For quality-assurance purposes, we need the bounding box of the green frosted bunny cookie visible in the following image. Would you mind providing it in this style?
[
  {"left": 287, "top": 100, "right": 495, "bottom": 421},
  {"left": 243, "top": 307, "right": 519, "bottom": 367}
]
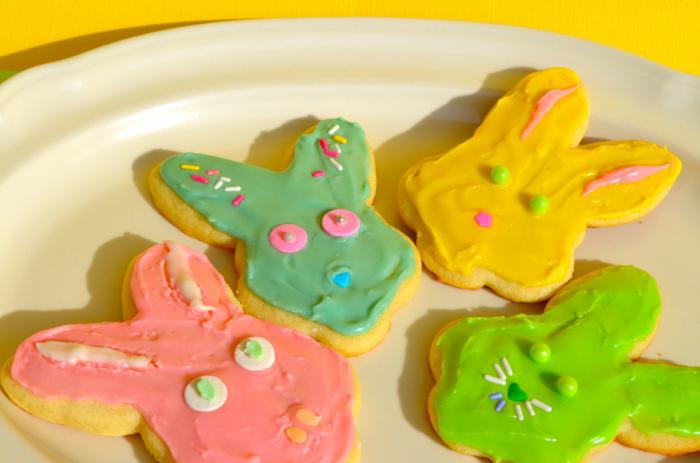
[
  {"left": 429, "top": 266, "right": 700, "bottom": 462},
  {"left": 149, "top": 118, "right": 421, "bottom": 356}
]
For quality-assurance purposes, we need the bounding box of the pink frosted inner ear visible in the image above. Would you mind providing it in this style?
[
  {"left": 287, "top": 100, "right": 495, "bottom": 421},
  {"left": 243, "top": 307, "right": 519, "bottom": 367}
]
[{"left": 582, "top": 164, "right": 671, "bottom": 197}]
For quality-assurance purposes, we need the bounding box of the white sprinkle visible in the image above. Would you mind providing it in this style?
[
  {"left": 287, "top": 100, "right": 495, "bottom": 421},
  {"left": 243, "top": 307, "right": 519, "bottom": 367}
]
[
  {"left": 525, "top": 401, "right": 535, "bottom": 416},
  {"left": 484, "top": 374, "right": 506, "bottom": 386},
  {"left": 493, "top": 363, "right": 506, "bottom": 380},
  {"left": 214, "top": 179, "right": 224, "bottom": 190},
  {"left": 328, "top": 124, "right": 340, "bottom": 135},
  {"left": 501, "top": 357, "right": 513, "bottom": 376},
  {"left": 515, "top": 404, "right": 524, "bottom": 421},
  {"left": 329, "top": 158, "right": 343, "bottom": 171},
  {"left": 225, "top": 186, "right": 242, "bottom": 192},
  {"left": 334, "top": 143, "right": 342, "bottom": 154},
  {"left": 531, "top": 399, "right": 552, "bottom": 412},
  {"left": 219, "top": 177, "right": 231, "bottom": 182}
]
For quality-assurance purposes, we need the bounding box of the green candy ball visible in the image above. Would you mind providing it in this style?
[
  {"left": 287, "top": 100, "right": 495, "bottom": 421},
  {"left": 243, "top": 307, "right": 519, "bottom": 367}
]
[
  {"left": 529, "top": 342, "right": 551, "bottom": 364},
  {"left": 557, "top": 376, "right": 579, "bottom": 397},
  {"left": 529, "top": 194, "right": 550, "bottom": 215},
  {"left": 244, "top": 339, "right": 264, "bottom": 359},
  {"left": 490, "top": 165, "right": 510, "bottom": 185}
]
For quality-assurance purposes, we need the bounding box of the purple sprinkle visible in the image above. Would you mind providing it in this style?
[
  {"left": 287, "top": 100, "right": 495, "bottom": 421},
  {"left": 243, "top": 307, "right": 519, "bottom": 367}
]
[
  {"left": 489, "top": 392, "right": 503, "bottom": 401},
  {"left": 495, "top": 400, "right": 506, "bottom": 412}
]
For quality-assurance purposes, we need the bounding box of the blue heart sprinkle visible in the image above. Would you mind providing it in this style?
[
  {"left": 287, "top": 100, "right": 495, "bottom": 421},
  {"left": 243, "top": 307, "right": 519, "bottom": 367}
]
[{"left": 332, "top": 271, "right": 351, "bottom": 288}]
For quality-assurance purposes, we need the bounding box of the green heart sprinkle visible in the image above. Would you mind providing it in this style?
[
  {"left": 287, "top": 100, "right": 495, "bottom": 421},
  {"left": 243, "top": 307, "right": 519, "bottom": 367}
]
[
  {"left": 490, "top": 165, "right": 510, "bottom": 186},
  {"left": 195, "top": 378, "right": 216, "bottom": 402},
  {"left": 507, "top": 382, "right": 528, "bottom": 402},
  {"left": 557, "top": 376, "right": 578, "bottom": 397},
  {"left": 244, "top": 339, "right": 263, "bottom": 359}
]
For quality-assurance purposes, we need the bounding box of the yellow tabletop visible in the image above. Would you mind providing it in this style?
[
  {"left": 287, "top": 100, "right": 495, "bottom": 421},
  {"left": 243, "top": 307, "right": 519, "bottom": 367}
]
[{"left": 1, "top": 0, "right": 698, "bottom": 76}]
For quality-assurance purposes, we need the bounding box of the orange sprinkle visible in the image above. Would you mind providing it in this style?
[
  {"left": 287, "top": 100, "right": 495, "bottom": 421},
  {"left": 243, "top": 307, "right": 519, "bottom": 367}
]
[
  {"left": 285, "top": 426, "right": 308, "bottom": 444},
  {"left": 296, "top": 408, "right": 321, "bottom": 426}
]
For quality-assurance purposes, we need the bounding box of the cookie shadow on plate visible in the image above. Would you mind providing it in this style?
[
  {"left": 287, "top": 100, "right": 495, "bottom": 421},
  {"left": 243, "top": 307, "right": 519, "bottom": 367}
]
[
  {"left": 245, "top": 115, "right": 320, "bottom": 169},
  {"left": 0, "top": 233, "right": 157, "bottom": 463},
  {"left": 132, "top": 149, "right": 179, "bottom": 205},
  {"left": 372, "top": 66, "right": 537, "bottom": 230}
]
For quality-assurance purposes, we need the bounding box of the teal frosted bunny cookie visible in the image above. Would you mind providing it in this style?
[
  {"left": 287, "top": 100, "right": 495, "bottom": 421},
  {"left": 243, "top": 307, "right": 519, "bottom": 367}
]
[
  {"left": 150, "top": 118, "right": 421, "bottom": 356},
  {"left": 429, "top": 266, "right": 700, "bottom": 462}
]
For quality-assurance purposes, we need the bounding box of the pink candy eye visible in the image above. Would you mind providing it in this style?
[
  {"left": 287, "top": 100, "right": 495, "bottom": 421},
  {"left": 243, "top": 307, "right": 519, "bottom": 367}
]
[
  {"left": 269, "top": 224, "right": 308, "bottom": 253},
  {"left": 321, "top": 209, "right": 360, "bottom": 238}
]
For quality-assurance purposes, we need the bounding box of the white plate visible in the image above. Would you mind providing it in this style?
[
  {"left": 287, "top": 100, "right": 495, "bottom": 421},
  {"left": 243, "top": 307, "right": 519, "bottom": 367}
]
[{"left": 0, "top": 18, "right": 698, "bottom": 463}]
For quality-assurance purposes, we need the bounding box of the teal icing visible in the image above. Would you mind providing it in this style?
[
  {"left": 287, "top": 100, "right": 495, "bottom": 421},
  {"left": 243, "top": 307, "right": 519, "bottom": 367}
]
[{"left": 160, "top": 118, "right": 416, "bottom": 336}]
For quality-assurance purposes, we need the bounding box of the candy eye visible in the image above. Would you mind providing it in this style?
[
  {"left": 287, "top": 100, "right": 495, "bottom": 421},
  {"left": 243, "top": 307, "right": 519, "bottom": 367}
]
[
  {"left": 234, "top": 337, "right": 275, "bottom": 371},
  {"left": 329, "top": 267, "right": 352, "bottom": 288},
  {"left": 184, "top": 375, "right": 228, "bottom": 412},
  {"left": 269, "top": 224, "right": 308, "bottom": 253},
  {"left": 322, "top": 209, "right": 360, "bottom": 237}
]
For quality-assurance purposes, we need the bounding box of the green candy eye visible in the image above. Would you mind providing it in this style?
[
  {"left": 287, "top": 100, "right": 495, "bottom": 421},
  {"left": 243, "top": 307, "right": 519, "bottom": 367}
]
[
  {"left": 195, "top": 378, "right": 216, "bottom": 402},
  {"left": 530, "top": 343, "right": 551, "bottom": 363},
  {"left": 490, "top": 165, "right": 510, "bottom": 185},
  {"left": 243, "top": 339, "right": 263, "bottom": 359},
  {"left": 557, "top": 376, "right": 578, "bottom": 397},
  {"left": 507, "top": 382, "right": 528, "bottom": 402},
  {"left": 529, "top": 194, "right": 550, "bottom": 215}
]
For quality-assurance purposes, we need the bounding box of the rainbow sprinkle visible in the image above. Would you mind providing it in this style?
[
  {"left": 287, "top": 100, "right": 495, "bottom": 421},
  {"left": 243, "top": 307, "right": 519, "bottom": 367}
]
[
  {"left": 329, "top": 158, "right": 343, "bottom": 171},
  {"left": 312, "top": 170, "right": 325, "bottom": 178},
  {"left": 180, "top": 164, "right": 200, "bottom": 171},
  {"left": 191, "top": 174, "right": 209, "bottom": 184},
  {"left": 328, "top": 124, "right": 340, "bottom": 135},
  {"left": 332, "top": 135, "right": 347, "bottom": 144},
  {"left": 207, "top": 169, "right": 220, "bottom": 175},
  {"left": 232, "top": 194, "right": 245, "bottom": 207},
  {"left": 225, "top": 186, "right": 242, "bottom": 192}
]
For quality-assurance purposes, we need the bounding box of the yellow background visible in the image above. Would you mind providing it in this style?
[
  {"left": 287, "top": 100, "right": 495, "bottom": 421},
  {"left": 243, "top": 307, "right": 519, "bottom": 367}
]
[{"left": 0, "top": 0, "right": 698, "bottom": 75}]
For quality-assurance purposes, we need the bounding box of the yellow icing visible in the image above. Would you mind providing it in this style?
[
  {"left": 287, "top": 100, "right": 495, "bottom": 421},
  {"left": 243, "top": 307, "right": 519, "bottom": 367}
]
[{"left": 400, "top": 68, "right": 681, "bottom": 291}]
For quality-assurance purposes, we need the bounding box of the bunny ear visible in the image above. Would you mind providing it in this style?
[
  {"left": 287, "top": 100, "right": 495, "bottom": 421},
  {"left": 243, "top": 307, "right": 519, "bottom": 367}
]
[
  {"left": 130, "top": 242, "right": 240, "bottom": 321},
  {"left": 286, "top": 118, "right": 374, "bottom": 209},
  {"left": 571, "top": 141, "right": 681, "bottom": 225},
  {"left": 543, "top": 266, "right": 661, "bottom": 348},
  {"left": 159, "top": 152, "right": 277, "bottom": 242},
  {"left": 474, "top": 67, "right": 588, "bottom": 149},
  {"left": 625, "top": 362, "right": 700, "bottom": 438}
]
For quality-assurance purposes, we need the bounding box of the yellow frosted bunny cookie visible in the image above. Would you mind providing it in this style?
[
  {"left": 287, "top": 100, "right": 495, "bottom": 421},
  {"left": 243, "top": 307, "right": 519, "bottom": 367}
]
[{"left": 399, "top": 67, "right": 681, "bottom": 302}]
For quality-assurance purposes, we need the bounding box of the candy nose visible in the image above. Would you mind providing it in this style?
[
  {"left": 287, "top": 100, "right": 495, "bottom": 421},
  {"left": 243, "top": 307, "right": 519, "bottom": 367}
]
[{"left": 331, "top": 270, "right": 351, "bottom": 288}]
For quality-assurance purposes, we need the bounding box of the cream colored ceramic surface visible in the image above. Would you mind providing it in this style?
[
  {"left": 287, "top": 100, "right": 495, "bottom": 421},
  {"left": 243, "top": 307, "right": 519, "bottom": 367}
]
[{"left": 0, "top": 19, "right": 698, "bottom": 463}]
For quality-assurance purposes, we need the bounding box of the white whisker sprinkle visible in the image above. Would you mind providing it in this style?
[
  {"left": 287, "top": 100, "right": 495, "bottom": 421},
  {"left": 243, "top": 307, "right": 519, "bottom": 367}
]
[
  {"left": 328, "top": 124, "right": 340, "bottom": 135},
  {"left": 484, "top": 374, "right": 506, "bottom": 386},
  {"left": 225, "top": 186, "right": 242, "bottom": 192},
  {"left": 501, "top": 357, "right": 513, "bottom": 376},
  {"left": 214, "top": 180, "right": 224, "bottom": 190},
  {"left": 531, "top": 399, "right": 552, "bottom": 412},
  {"left": 334, "top": 143, "right": 342, "bottom": 154},
  {"left": 220, "top": 177, "right": 231, "bottom": 182},
  {"left": 515, "top": 404, "right": 524, "bottom": 421},
  {"left": 493, "top": 363, "right": 506, "bottom": 380},
  {"left": 525, "top": 401, "right": 535, "bottom": 416}
]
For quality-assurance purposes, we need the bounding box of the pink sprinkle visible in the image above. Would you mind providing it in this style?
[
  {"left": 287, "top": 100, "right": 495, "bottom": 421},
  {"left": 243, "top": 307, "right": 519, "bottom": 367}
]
[
  {"left": 323, "top": 149, "right": 340, "bottom": 158},
  {"left": 319, "top": 138, "right": 329, "bottom": 150},
  {"left": 207, "top": 169, "right": 220, "bottom": 175},
  {"left": 474, "top": 211, "right": 493, "bottom": 228},
  {"left": 582, "top": 163, "right": 671, "bottom": 196},
  {"left": 312, "top": 170, "right": 325, "bottom": 177},
  {"left": 521, "top": 85, "right": 578, "bottom": 140},
  {"left": 191, "top": 174, "right": 209, "bottom": 184},
  {"left": 232, "top": 194, "right": 245, "bottom": 207}
]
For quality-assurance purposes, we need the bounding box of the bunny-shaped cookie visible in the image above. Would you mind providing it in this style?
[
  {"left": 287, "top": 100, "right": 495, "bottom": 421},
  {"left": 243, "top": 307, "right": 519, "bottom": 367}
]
[
  {"left": 399, "top": 68, "right": 681, "bottom": 302},
  {"left": 150, "top": 118, "right": 420, "bottom": 356},
  {"left": 429, "top": 265, "right": 700, "bottom": 463},
  {"left": 1, "top": 242, "right": 359, "bottom": 463}
]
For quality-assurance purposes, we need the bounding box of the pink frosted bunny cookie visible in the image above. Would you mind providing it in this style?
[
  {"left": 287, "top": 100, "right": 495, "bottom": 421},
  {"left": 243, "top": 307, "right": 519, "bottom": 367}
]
[{"left": 1, "top": 242, "right": 359, "bottom": 463}]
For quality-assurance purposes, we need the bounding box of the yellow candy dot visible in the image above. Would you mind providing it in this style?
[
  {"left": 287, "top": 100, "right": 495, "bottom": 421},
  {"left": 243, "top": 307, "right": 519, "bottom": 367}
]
[
  {"left": 296, "top": 408, "right": 321, "bottom": 426},
  {"left": 285, "top": 426, "right": 308, "bottom": 444}
]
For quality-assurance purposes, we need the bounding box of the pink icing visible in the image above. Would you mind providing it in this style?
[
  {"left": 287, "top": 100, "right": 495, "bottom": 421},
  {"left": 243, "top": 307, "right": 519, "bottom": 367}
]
[
  {"left": 321, "top": 209, "right": 360, "bottom": 238},
  {"left": 520, "top": 85, "right": 578, "bottom": 140},
  {"left": 268, "top": 224, "right": 309, "bottom": 253},
  {"left": 582, "top": 164, "right": 671, "bottom": 196},
  {"left": 473, "top": 211, "right": 493, "bottom": 228},
  {"left": 11, "top": 243, "right": 355, "bottom": 463}
]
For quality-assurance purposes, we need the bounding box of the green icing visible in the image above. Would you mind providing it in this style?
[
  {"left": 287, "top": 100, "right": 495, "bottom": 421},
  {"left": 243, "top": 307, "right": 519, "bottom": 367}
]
[
  {"left": 432, "top": 266, "right": 700, "bottom": 463},
  {"left": 160, "top": 118, "right": 415, "bottom": 336}
]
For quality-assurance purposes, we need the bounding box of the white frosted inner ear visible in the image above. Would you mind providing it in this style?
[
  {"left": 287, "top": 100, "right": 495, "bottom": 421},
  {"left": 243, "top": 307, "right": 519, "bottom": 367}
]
[
  {"left": 164, "top": 241, "right": 217, "bottom": 311},
  {"left": 35, "top": 341, "right": 151, "bottom": 368}
]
